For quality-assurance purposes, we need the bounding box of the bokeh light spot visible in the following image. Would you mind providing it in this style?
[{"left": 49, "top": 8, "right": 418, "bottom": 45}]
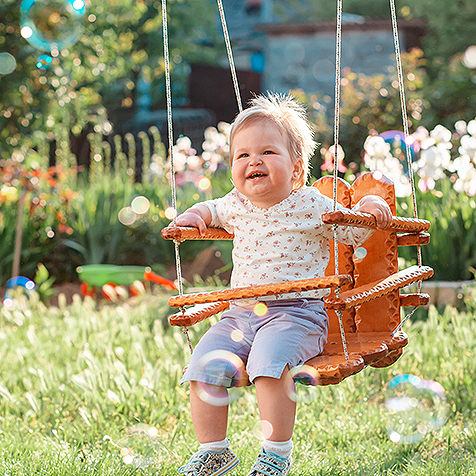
[
  {"left": 197, "top": 176, "right": 211, "bottom": 191},
  {"left": 164, "top": 207, "right": 177, "bottom": 220},
  {"left": 253, "top": 302, "right": 268, "bottom": 317},
  {"left": 230, "top": 329, "right": 244, "bottom": 343},
  {"left": 118, "top": 207, "right": 136, "bottom": 226},
  {"left": 131, "top": 196, "right": 150, "bottom": 214}
]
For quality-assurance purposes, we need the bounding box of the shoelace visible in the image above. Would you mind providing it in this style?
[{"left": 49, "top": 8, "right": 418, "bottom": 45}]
[
  {"left": 181, "top": 451, "right": 209, "bottom": 473},
  {"left": 250, "top": 450, "right": 288, "bottom": 476}
]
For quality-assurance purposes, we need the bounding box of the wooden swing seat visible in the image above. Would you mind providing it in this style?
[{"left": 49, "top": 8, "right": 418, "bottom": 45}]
[{"left": 162, "top": 172, "right": 434, "bottom": 386}]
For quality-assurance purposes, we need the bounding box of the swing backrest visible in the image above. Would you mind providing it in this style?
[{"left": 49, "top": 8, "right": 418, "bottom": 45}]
[{"left": 314, "top": 171, "right": 399, "bottom": 334}]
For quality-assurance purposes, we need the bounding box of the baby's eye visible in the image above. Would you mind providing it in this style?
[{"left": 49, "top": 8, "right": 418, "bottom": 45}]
[
  {"left": 263, "top": 150, "right": 275, "bottom": 155},
  {"left": 236, "top": 153, "right": 248, "bottom": 159}
]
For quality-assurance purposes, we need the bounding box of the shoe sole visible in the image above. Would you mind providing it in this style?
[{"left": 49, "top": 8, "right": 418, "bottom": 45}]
[{"left": 212, "top": 454, "right": 239, "bottom": 476}]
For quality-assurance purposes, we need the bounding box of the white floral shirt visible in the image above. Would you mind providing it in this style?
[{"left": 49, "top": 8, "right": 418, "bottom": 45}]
[{"left": 203, "top": 187, "right": 373, "bottom": 301}]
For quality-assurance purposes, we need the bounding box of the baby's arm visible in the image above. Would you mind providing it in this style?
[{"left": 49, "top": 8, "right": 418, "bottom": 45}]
[
  {"left": 175, "top": 203, "right": 212, "bottom": 235},
  {"left": 352, "top": 195, "right": 392, "bottom": 230}
]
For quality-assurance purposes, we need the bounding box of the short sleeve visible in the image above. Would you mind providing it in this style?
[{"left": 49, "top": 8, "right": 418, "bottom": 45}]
[{"left": 200, "top": 190, "right": 236, "bottom": 232}]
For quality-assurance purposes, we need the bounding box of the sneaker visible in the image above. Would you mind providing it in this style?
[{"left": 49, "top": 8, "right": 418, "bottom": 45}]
[
  {"left": 178, "top": 447, "right": 239, "bottom": 475},
  {"left": 247, "top": 448, "right": 292, "bottom": 476}
]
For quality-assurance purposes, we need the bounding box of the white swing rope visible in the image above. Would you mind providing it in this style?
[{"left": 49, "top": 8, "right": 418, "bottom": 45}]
[
  {"left": 332, "top": 0, "right": 350, "bottom": 361},
  {"left": 388, "top": 0, "right": 424, "bottom": 335},
  {"left": 161, "top": 0, "right": 193, "bottom": 354}
]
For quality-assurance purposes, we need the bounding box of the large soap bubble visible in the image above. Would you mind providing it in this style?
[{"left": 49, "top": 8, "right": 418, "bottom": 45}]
[
  {"left": 0, "top": 53, "right": 17, "bottom": 75},
  {"left": 384, "top": 374, "right": 448, "bottom": 444},
  {"left": 20, "top": 0, "right": 86, "bottom": 52}
]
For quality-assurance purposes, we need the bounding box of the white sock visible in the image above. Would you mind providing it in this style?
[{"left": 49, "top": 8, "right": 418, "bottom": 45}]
[
  {"left": 198, "top": 438, "right": 230, "bottom": 452},
  {"left": 262, "top": 438, "right": 293, "bottom": 458}
]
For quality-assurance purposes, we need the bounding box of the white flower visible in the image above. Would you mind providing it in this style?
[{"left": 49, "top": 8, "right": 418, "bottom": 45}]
[
  {"left": 364, "top": 136, "right": 392, "bottom": 160},
  {"left": 452, "top": 154, "right": 476, "bottom": 196},
  {"left": 467, "top": 118, "right": 476, "bottom": 136},
  {"left": 186, "top": 155, "right": 202, "bottom": 171},
  {"left": 454, "top": 120, "right": 467, "bottom": 136},
  {"left": 459, "top": 134, "right": 476, "bottom": 160},
  {"left": 175, "top": 136, "right": 192, "bottom": 151},
  {"left": 416, "top": 146, "right": 451, "bottom": 179},
  {"left": 420, "top": 124, "right": 452, "bottom": 150}
]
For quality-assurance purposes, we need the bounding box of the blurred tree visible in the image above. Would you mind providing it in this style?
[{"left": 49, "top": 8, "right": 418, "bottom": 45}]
[{"left": 0, "top": 0, "right": 222, "bottom": 158}]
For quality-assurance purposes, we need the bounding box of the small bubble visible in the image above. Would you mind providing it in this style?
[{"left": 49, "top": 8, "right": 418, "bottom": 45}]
[
  {"left": 354, "top": 247, "right": 367, "bottom": 261},
  {"left": 195, "top": 350, "right": 246, "bottom": 405},
  {"left": 0, "top": 52, "right": 17, "bottom": 75}
]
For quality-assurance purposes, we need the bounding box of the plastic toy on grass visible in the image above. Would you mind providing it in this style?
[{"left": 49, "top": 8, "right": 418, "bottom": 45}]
[
  {"left": 76, "top": 264, "right": 176, "bottom": 300},
  {"left": 3, "top": 276, "right": 36, "bottom": 307}
]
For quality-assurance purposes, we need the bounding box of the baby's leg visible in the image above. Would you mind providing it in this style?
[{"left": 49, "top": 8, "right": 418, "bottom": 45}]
[
  {"left": 190, "top": 381, "right": 228, "bottom": 443},
  {"left": 254, "top": 366, "right": 295, "bottom": 441}
]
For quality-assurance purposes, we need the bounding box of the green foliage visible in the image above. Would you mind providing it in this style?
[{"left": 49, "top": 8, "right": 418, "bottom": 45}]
[
  {"left": 0, "top": 292, "right": 474, "bottom": 474},
  {"left": 0, "top": 0, "right": 221, "bottom": 159},
  {"left": 294, "top": 49, "right": 428, "bottom": 168},
  {"left": 397, "top": 181, "right": 476, "bottom": 281},
  {"left": 34, "top": 263, "right": 56, "bottom": 302}
]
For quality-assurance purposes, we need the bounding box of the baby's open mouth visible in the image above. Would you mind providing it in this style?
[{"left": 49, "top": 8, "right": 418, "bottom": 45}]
[{"left": 247, "top": 172, "right": 267, "bottom": 179}]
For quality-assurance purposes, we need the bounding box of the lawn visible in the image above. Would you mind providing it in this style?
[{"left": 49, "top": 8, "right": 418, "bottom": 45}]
[{"left": 0, "top": 290, "right": 474, "bottom": 475}]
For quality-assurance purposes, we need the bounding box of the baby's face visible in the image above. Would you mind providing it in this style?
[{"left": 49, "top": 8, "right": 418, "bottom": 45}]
[{"left": 230, "top": 120, "right": 300, "bottom": 209}]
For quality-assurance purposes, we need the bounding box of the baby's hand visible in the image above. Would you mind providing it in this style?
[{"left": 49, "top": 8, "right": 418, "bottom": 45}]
[
  {"left": 175, "top": 210, "right": 208, "bottom": 235},
  {"left": 355, "top": 195, "right": 392, "bottom": 230}
]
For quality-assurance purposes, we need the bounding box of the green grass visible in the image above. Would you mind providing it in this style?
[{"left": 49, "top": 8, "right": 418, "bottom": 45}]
[{"left": 0, "top": 291, "right": 474, "bottom": 475}]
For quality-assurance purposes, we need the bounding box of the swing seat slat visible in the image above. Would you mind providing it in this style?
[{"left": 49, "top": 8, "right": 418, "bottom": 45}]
[
  {"left": 324, "top": 265, "right": 434, "bottom": 311},
  {"left": 396, "top": 232, "right": 430, "bottom": 246},
  {"left": 169, "top": 274, "right": 353, "bottom": 307},
  {"left": 169, "top": 302, "right": 231, "bottom": 327}
]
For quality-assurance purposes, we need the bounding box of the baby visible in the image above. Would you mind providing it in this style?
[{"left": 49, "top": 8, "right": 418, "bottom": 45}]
[{"left": 175, "top": 94, "right": 391, "bottom": 476}]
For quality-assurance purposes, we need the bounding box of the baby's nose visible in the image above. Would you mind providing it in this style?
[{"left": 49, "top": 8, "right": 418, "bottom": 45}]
[{"left": 249, "top": 155, "right": 263, "bottom": 165}]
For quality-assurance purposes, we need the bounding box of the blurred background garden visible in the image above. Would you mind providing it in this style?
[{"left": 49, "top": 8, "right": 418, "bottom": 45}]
[
  {"left": 0, "top": 0, "right": 475, "bottom": 474},
  {"left": 1, "top": 0, "right": 475, "bottom": 292}
]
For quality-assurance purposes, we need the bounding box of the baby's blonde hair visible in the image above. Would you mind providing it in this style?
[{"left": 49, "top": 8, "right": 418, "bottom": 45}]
[{"left": 229, "top": 93, "right": 317, "bottom": 189}]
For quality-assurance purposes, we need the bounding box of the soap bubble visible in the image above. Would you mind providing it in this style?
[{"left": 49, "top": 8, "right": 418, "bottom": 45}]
[
  {"left": 20, "top": 0, "right": 86, "bottom": 52},
  {"left": 0, "top": 53, "right": 17, "bottom": 75},
  {"left": 108, "top": 425, "right": 165, "bottom": 469},
  {"left": 353, "top": 247, "right": 367, "bottom": 262},
  {"left": 384, "top": 374, "right": 448, "bottom": 444},
  {"left": 36, "top": 54, "right": 52, "bottom": 70},
  {"left": 195, "top": 350, "right": 247, "bottom": 406},
  {"left": 285, "top": 365, "right": 319, "bottom": 403}
]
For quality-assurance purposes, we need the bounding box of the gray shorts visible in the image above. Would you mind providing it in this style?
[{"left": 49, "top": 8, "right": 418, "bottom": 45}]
[{"left": 180, "top": 299, "right": 328, "bottom": 387}]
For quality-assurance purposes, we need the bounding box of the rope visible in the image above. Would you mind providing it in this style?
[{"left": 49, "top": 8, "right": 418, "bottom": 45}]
[
  {"left": 389, "top": 0, "right": 423, "bottom": 334},
  {"left": 216, "top": 0, "right": 243, "bottom": 113},
  {"left": 331, "top": 0, "right": 349, "bottom": 361},
  {"left": 161, "top": 0, "right": 192, "bottom": 354}
]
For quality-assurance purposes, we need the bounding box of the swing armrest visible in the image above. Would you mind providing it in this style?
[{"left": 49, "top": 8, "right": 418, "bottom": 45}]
[
  {"left": 161, "top": 225, "right": 233, "bottom": 242},
  {"left": 325, "top": 265, "right": 434, "bottom": 310},
  {"left": 169, "top": 274, "right": 353, "bottom": 307},
  {"left": 322, "top": 210, "right": 430, "bottom": 233},
  {"left": 169, "top": 302, "right": 230, "bottom": 327}
]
